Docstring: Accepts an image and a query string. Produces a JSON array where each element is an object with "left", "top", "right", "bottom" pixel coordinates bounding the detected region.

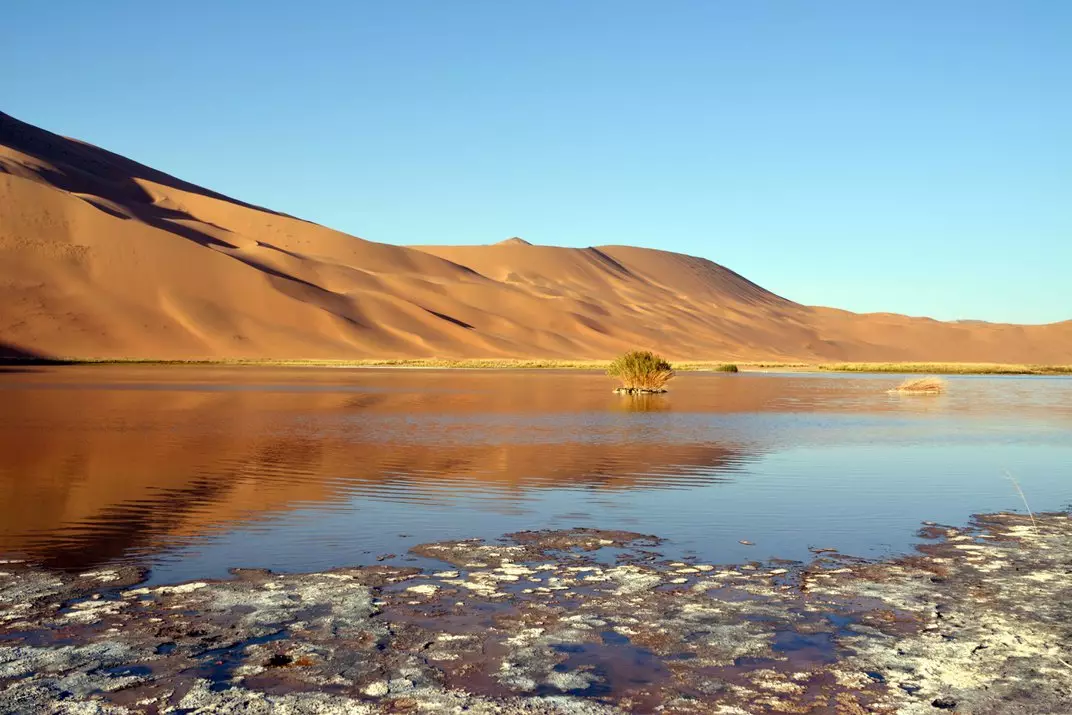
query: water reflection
[
  {"left": 613, "top": 394, "right": 671, "bottom": 412},
  {"left": 0, "top": 369, "right": 759, "bottom": 570},
  {"left": 0, "top": 366, "right": 1069, "bottom": 579}
]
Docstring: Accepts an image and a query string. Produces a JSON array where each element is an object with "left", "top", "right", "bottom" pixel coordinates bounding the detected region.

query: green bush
[
  {"left": 607, "top": 350, "right": 674, "bottom": 391},
  {"left": 715, "top": 363, "right": 739, "bottom": 373}
]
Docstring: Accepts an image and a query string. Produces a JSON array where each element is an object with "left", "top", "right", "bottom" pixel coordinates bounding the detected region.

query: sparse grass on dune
[
  {"left": 888, "top": 376, "right": 947, "bottom": 395},
  {"left": 285, "top": 358, "right": 606, "bottom": 369}
]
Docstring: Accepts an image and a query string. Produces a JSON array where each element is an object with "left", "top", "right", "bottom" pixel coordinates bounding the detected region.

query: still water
[{"left": 0, "top": 366, "right": 1068, "bottom": 584}]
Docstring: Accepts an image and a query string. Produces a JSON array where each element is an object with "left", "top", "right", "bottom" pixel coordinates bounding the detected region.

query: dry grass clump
[
  {"left": 607, "top": 350, "right": 674, "bottom": 392},
  {"left": 888, "top": 376, "right": 946, "bottom": 395}
]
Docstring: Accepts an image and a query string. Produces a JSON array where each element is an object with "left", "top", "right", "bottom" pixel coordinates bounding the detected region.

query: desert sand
[{"left": 2, "top": 111, "right": 1070, "bottom": 363}]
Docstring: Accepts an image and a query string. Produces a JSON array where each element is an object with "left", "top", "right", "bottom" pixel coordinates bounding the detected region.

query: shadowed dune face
[
  {"left": 1, "top": 111, "right": 1070, "bottom": 362},
  {"left": 0, "top": 342, "right": 48, "bottom": 360}
]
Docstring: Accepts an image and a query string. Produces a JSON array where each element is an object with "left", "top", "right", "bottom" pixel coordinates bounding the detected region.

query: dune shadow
[
  {"left": 587, "top": 247, "right": 639, "bottom": 280},
  {"left": 0, "top": 342, "right": 74, "bottom": 366},
  {"left": 0, "top": 111, "right": 254, "bottom": 250},
  {"left": 423, "top": 308, "right": 475, "bottom": 330}
]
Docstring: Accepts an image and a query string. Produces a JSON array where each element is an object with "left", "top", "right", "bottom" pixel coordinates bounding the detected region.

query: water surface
[{"left": 0, "top": 366, "right": 1068, "bottom": 583}]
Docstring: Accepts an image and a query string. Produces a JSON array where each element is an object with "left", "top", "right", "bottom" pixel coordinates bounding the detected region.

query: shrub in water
[{"left": 607, "top": 350, "right": 674, "bottom": 392}]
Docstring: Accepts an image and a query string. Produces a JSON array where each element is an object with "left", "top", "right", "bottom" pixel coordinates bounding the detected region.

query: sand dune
[{"left": 2, "top": 111, "right": 1070, "bottom": 362}]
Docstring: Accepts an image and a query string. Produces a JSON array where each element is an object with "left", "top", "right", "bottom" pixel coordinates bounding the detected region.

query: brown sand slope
[{"left": 2, "top": 111, "right": 1070, "bottom": 362}]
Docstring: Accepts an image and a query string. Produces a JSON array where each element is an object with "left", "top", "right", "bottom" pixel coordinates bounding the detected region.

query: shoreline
[
  {"left": 2, "top": 511, "right": 1070, "bottom": 713},
  {"left": 2, "top": 357, "right": 1071, "bottom": 376}
]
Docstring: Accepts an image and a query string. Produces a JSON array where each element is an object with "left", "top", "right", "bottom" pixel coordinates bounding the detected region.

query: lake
[{"left": 0, "top": 365, "right": 1068, "bottom": 584}]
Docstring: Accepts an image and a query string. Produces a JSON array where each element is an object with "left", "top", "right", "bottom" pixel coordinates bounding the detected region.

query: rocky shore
[{"left": 2, "top": 514, "right": 1070, "bottom": 714}]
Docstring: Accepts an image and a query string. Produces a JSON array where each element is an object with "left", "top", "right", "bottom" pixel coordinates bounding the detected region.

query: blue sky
[{"left": 4, "top": 1, "right": 1070, "bottom": 323}]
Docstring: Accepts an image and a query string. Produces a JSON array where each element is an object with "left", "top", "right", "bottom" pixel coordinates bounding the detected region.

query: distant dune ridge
[{"left": 1, "top": 111, "right": 1070, "bottom": 363}]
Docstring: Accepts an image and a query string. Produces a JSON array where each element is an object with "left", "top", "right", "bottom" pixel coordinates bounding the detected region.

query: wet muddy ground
[{"left": 1, "top": 513, "right": 1070, "bottom": 714}]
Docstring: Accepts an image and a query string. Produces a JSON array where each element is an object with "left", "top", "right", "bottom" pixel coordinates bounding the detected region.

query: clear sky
[{"left": 4, "top": 1, "right": 1070, "bottom": 324}]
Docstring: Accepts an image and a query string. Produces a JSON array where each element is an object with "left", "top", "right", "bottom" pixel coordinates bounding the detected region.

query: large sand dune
[{"left": 2, "top": 111, "right": 1070, "bottom": 362}]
